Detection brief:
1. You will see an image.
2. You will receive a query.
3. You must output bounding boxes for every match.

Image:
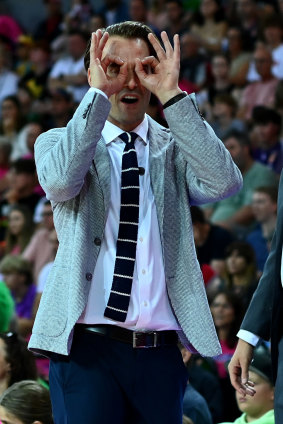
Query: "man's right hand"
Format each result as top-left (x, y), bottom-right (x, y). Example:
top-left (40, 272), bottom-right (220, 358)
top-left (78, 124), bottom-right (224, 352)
top-left (228, 338), bottom-right (256, 397)
top-left (87, 29), bottom-right (128, 98)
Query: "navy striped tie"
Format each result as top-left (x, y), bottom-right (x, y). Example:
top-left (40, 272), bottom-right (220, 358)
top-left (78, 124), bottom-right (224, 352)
top-left (104, 132), bottom-right (139, 322)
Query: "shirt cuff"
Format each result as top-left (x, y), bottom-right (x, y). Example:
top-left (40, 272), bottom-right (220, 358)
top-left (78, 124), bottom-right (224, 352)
top-left (88, 87), bottom-right (108, 99)
top-left (237, 329), bottom-right (260, 346)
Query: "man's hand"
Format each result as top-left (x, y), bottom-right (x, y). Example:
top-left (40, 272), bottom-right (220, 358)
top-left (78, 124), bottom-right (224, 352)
top-left (135, 31), bottom-right (183, 104)
top-left (88, 29), bottom-right (128, 98)
top-left (228, 339), bottom-right (256, 397)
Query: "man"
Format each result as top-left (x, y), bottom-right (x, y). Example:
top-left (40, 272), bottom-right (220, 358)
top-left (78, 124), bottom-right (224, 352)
top-left (29, 22), bottom-right (242, 423)
top-left (246, 186), bottom-right (277, 273)
top-left (203, 130), bottom-right (277, 233)
top-left (228, 184), bottom-right (283, 421)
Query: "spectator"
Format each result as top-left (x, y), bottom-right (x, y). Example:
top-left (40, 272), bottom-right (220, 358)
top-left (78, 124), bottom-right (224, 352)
top-left (196, 54), bottom-right (234, 121)
top-left (0, 255), bottom-right (36, 338)
top-left (238, 44), bottom-right (279, 122)
top-left (0, 141), bottom-right (11, 197)
top-left (220, 345), bottom-right (274, 424)
top-left (231, 0), bottom-right (261, 51)
top-left (0, 332), bottom-right (37, 396)
top-left (0, 380), bottom-right (53, 424)
top-left (203, 131), bottom-right (278, 232)
top-left (0, 158), bottom-right (42, 234)
top-left (22, 121), bottom-right (44, 159)
top-left (129, 0), bottom-right (161, 37)
top-left (222, 241), bottom-right (258, 306)
top-left (263, 14), bottom-right (283, 80)
top-left (96, 0), bottom-right (130, 26)
top-left (190, 0), bottom-right (227, 54)
top-left (191, 205), bottom-right (235, 276)
top-left (180, 32), bottom-right (210, 91)
top-left (48, 29), bottom-right (89, 104)
top-left (164, 0), bottom-right (188, 43)
top-left (181, 344), bottom-right (224, 423)
top-left (147, 0), bottom-right (168, 31)
top-left (87, 13), bottom-right (107, 33)
top-left (64, 0), bottom-right (93, 32)
top-left (0, 45), bottom-right (18, 111)
top-left (210, 289), bottom-right (245, 421)
top-left (4, 204), bottom-right (34, 257)
top-left (23, 200), bottom-right (54, 284)
top-left (14, 35), bottom-right (33, 78)
top-left (0, 96), bottom-right (26, 157)
top-left (246, 186), bottom-right (278, 274)
top-left (252, 106), bottom-right (283, 175)
top-left (44, 88), bottom-right (74, 130)
top-left (210, 94), bottom-right (246, 139)
top-left (182, 378), bottom-right (213, 424)
top-left (33, 0), bottom-right (64, 44)
top-left (225, 26), bottom-right (251, 87)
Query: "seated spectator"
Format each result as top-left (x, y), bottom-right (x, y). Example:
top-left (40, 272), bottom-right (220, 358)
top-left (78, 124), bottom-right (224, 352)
top-left (226, 26), bottom-right (251, 87)
top-left (0, 255), bottom-right (36, 338)
top-left (0, 332), bottom-right (37, 396)
top-left (0, 158), bottom-right (42, 237)
top-left (23, 200), bottom-right (54, 284)
top-left (181, 344), bottom-right (223, 423)
top-left (190, 0), bottom-right (227, 55)
top-left (196, 54), bottom-right (235, 121)
top-left (0, 45), bottom-right (19, 111)
top-left (3, 204), bottom-right (34, 257)
top-left (246, 186), bottom-right (277, 274)
top-left (203, 131), bottom-right (278, 233)
top-left (14, 35), bottom-right (34, 78)
top-left (222, 241), bottom-right (258, 306)
top-left (219, 344), bottom-right (274, 424)
top-left (263, 14), bottom-right (283, 80)
top-left (182, 381), bottom-right (213, 424)
top-left (147, 0), bottom-right (168, 31)
top-left (238, 44), bottom-right (279, 122)
top-left (230, 0), bottom-right (261, 51)
top-left (21, 121), bottom-right (44, 159)
top-left (129, 0), bottom-right (161, 38)
top-left (44, 88), bottom-right (74, 130)
top-left (0, 96), bottom-right (26, 158)
top-left (0, 380), bottom-right (53, 424)
top-left (180, 32), bottom-right (210, 91)
top-left (0, 281), bottom-right (14, 332)
top-left (164, 0), bottom-right (188, 44)
top-left (96, 0), bottom-right (130, 26)
top-left (33, 0), bottom-right (63, 44)
top-left (48, 29), bottom-right (89, 104)
top-left (210, 289), bottom-right (245, 421)
top-left (251, 106), bottom-right (283, 175)
top-left (64, 0), bottom-right (93, 32)
top-left (210, 94), bottom-right (246, 139)
top-left (191, 205), bottom-right (235, 276)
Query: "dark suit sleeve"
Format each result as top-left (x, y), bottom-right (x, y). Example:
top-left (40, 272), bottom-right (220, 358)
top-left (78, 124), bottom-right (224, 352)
top-left (241, 228), bottom-right (278, 340)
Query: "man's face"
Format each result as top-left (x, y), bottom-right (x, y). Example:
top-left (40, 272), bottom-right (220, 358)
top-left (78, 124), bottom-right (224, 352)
top-left (253, 48), bottom-right (272, 78)
top-left (102, 36), bottom-right (151, 131)
top-left (252, 192), bottom-right (277, 223)
top-left (224, 137), bottom-right (245, 170)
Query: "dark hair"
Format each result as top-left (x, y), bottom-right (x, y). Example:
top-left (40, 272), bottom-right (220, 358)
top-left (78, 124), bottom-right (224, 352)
top-left (192, 0), bottom-right (225, 25)
top-left (224, 241), bottom-right (257, 291)
top-left (0, 380), bottom-right (53, 424)
top-left (0, 255), bottom-right (33, 287)
top-left (5, 205), bottom-right (34, 255)
top-left (254, 185), bottom-right (278, 204)
top-left (214, 94), bottom-right (238, 115)
top-left (84, 21), bottom-right (159, 71)
top-left (10, 158), bottom-right (36, 175)
top-left (0, 333), bottom-right (37, 387)
top-left (68, 28), bottom-right (90, 43)
top-left (190, 206), bottom-right (206, 224)
top-left (210, 288), bottom-right (245, 348)
top-left (223, 129), bottom-right (250, 147)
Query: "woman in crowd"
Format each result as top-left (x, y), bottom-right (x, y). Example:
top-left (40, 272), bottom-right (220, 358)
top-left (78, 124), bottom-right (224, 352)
top-left (222, 240), bottom-right (258, 307)
top-left (0, 380), bottom-right (53, 424)
top-left (210, 289), bottom-right (245, 421)
top-left (0, 332), bottom-right (37, 397)
top-left (3, 204), bottom-right (34, 257)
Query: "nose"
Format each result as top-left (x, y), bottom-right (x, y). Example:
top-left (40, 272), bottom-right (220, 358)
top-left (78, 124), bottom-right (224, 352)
top-left (125, 68), bottom-right (138, 90)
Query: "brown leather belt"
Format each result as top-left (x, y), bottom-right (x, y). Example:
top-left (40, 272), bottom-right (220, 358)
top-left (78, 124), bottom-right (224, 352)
top-left (75, 324), bottom-right (178, 348)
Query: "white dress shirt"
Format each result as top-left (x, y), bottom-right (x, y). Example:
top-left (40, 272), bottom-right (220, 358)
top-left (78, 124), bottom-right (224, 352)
top-left (78, 91), bottom-right (179, 330)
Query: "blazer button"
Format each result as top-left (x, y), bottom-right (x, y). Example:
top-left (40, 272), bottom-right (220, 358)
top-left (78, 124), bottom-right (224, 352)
top-left (94, 237), bottom-right (101, 246)
top-left (86, 272), bottom-right (92, 281)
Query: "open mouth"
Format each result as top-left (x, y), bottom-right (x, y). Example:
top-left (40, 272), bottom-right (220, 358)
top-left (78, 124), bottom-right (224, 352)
top-left (121, 96), bottom-right (139, 104)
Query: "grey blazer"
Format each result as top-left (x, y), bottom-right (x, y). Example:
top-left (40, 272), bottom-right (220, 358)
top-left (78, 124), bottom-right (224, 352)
top-left (28, 90), bottom-right (242, 357)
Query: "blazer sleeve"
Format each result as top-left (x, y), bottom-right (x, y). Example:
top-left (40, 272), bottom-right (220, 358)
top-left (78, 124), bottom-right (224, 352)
top-left (163, 93), bottom-right (243, 205)
top-left (34, 90), bottom-right (111, 202)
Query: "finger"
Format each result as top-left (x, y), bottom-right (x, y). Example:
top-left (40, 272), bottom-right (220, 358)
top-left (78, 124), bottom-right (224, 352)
top-left (161, 31), bottom-right (174, 56)
top-left (141, 56), bottom-right (159, 71)
top-left (173, 33), bottom-right (180, 63)
top-left (135, 57), bottom-right (148, 81)
top-left (102, 54), bottom-right (125, 74)
top-left (148, 32), bottom-right (166, 61)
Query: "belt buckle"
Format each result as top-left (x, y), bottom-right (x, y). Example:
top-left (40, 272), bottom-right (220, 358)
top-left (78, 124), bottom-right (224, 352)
top-left (133, 331), bottom-right (158, 348)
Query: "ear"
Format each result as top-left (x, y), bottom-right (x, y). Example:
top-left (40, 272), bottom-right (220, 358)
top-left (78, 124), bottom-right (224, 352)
top-left (87, 68), bottom-right (91, 86)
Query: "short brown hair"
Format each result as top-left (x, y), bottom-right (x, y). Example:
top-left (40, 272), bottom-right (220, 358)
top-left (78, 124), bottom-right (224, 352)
top-left (84, 21), bottom-right (159, 71)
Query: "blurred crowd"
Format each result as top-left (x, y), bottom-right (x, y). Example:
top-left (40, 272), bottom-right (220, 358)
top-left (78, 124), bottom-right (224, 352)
top-left (0, 0), bottom-right (282, 423)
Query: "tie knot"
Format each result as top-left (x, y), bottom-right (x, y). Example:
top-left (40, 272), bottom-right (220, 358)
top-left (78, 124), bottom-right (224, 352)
top-left (120, 132), bottom-right (138, 146)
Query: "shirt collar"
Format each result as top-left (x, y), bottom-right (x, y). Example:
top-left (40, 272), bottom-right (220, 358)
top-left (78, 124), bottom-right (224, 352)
top-left (102, 115), bottom-right (148, 146)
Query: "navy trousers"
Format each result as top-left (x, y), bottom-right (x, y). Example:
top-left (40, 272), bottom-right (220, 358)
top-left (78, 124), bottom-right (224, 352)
top-left (49, 328), bottom-right (188, 424)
